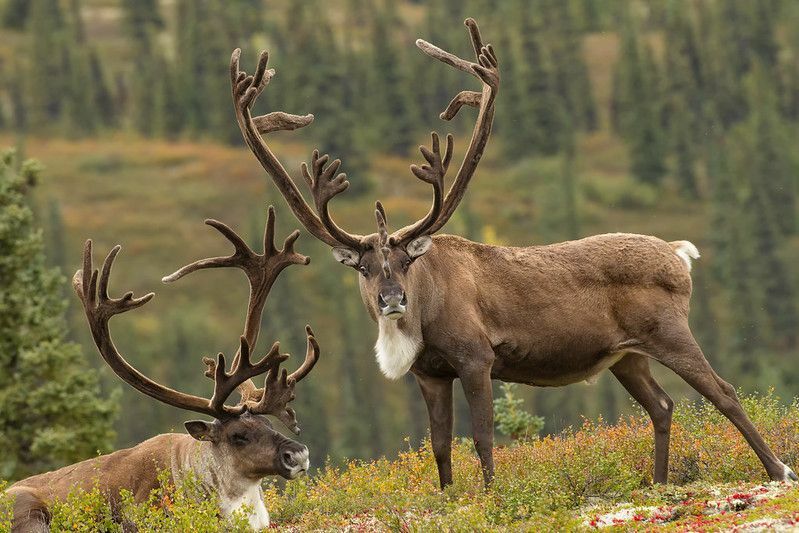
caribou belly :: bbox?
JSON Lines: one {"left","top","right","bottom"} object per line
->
{"left": 491, "top": 342, "right": 628, "bottom": 387}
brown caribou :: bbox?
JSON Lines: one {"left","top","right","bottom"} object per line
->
{"left": 8, "top": 208, "right": 319, "bottom": 531}
{"left": 229, "top": 18, "right": 798, "bottom": 488}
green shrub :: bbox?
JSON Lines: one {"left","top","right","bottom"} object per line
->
{"left": 493, "top": 383, "right": 545, "bottom": 441}
{"left": 3, "top": 392, "right": 797, "bottom": 530}
{"left": 46, "top": 470, "right": 251, "bottom": 532}
{"left": 0, "top": 481, "right": 12, "bottom": 531}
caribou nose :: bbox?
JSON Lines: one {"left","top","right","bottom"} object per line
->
{"left": 378, "top": 290, "right": 407, "bottom": 319}
{"left": 281, "top": 445, "right": 310, "bottom": 477}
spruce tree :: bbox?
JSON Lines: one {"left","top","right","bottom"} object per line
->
{"left": 121, "top": 0, "right": 163, "bottom": 136}
{"left": 543, "top": 0, "right": 597, "bottom": 131}
{"left": 614, "top": 8, "right": 666, "bottom": 185}
{"left": 723, "top": 67, "right": 798, "bottom": 350}
{"left": 0, "top": 150, "right": 117, "bottom": 480}
{"left": 664, "top": 0, "right": 700, "bottom": 197}
{"left": 2, "top": 0, "right": 31, "bottom": 30}
{"left": 503, "top": 0, "right": 564, "bottom": 157}
{"left": 26, "top": 0, "right": 68, "bottom": 131}
{"left": 1, "top": 0, "right": 29, "bottom": 29}
{"left": 705, "top": 106, "right": 765, "bottom": 371}
{"left": 313, "top": 33, "right": 370, "bottom": 195}
{"left": 366, "top": 4, "right": 420, "bottom": 155}
{"left": 696, "top": 1, "right": 746, "bottom": 126}
{"left": 745, "top": 63, "right": 796, "bottom": 236}
{"left": 88, "top": 49, "right": 117, "bottom": 129}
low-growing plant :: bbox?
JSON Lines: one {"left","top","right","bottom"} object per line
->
{"left": 493, "top": 383, "right": 545, "bottom": 442}
{"left": 4, "top": 392, "right": 797, "bottom": 530}
{"left": 45, "top": 470, "right": 251, "bottom": 532}
{"left": 118, "top": 470, "right": 251, "bottom": 532}
{"left": 262, "top": 390, "right": 799, "bottom": 530}
{"left": 0, "top": 481, "right": 13, "bottom": 531}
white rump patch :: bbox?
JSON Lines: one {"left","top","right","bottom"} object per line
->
{"left": 671, "top": 240, "right": 700, "bottom": 272}
{"left": 374, "top": 319, "right": 422, "bottom": 380}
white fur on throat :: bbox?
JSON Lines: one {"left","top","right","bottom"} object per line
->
{"left": 672, "top": 240, "right": 700, "bottom": 272}
{"left": 375, "top": 319, "right": 422, "bottom": 380}
{"left": 179, "top": 441, "right": 270, "bottom": 530}
{"left": 219, "top": 482, "right": 269, "bottom": 530}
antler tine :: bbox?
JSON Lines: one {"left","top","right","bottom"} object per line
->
{"left": 161, "top": 219, "right": 251, "bottom": 284}
{"left": 165, "top": 208, "right": 307, "bottom": 383}
{"left": 391, "top": 132, "right": 453, "bottom": 244}
{"left": 246, "top": 326, "right": 321, "bottom": 434}
{"left": 300, "top": 150, "right": 363, "bottom": 249}
{"left": 289, "top": 325, "right": 320, "bottom": 382}
{"left": 74, "top": 240, "right": 233, "bottom": 419}
{"left": 405, "top": 17, "right": 499, "bottom": 237}
{"left": 231, "top": 48, "right": 361, "bottom": 249}
{"left": 208, "top": 336, "right": 288, "bottom": 414}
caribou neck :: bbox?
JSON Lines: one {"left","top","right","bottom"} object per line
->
{"left": 174, "top": 437, "right": 270, "bottom": 529}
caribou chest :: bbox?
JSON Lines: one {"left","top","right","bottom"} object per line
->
{"left": 374, "top": 319, "right": 422, "bottom": 380}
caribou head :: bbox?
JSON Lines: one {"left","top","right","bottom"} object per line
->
{"left": 23, "top": 208, "right": 323, "bottom": 529}
{"left": 229, "top": 18, "right": 498, "bottom": 324}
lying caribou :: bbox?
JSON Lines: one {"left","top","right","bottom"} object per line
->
{"left": 229, "top": 16, "right": 798, "bottom": 489}
{"left": 8, "top": 208, "right": 318, "bottom": 531}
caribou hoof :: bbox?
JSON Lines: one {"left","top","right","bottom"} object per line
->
{"left": 786, "top": 465, "right": 799, "bottom": 482}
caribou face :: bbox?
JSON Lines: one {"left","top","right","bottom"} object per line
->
{"left": 185, "top": 413, "right": 310, "bottom": 480}
{"left": 333, "top": 234, "right": 432, "bottom": 320}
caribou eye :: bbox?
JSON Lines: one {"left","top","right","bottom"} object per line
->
{"left": 359, "top": 265, "right": 369, "bottom": 277}
{"left": 402, "top": 258, "right": 411, "bottom": 271}
{"left": 230, "top": 433, "right": 249, "bottom": 446}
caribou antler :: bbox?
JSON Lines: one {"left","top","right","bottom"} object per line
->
{"left": 392, "top": 18, "right": 499, "bottom": 242}
{"left": 231, "top": 49, "right": 363, "bottom": 249}
{"left": 163, "top": 206, "right": 309, "bottom": 402}
{"left": 232, "top": 19, "right": 497, "bottom": 255}
{"left": 202, "top": 325, "right": 320, "bottom": 433}
{"left": 245, "top": 325, "right": 320, "bottom": 433}
{"left": 391, "top": 132, "right": 453, "bottom": 244}
{"left": 74, "top": 241, "right": 283, "bottom": 419}
{"left": 301, "top": 150, "right": 361, "bottom": 249}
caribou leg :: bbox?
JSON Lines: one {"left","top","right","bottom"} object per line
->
{"left": 645, "top": 324, "right": 797, "bottom": 482}
{"left": 457, "top": 351, "right": 496, "bottom": 486}
{"left": 415, "top": 373, "right": 455, "bottom": 489}
{"left": 611, "top": 353, "right": 674, "bottom": 484}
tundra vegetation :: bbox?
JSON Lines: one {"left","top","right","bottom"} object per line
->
{"left": 0, "top": 392, "right": 797, "bottom": 530}
{"left": 1, "top": 0, "right": 799, "bottom": 530}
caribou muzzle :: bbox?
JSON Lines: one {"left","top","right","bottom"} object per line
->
{"left": 378, "top": 289, "right": 407, "bottom": 319}
{"left": 280, "top": 442, "right": 310, "bottom": 479}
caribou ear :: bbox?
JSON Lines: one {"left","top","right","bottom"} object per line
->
{"left": 185, "top": 420, "right": 220, "bottom": 442}
{"left": 406, "top": 236, "right": 433, "bottom": 259}
{"left": 331, "top": 247, "right": 360, "bottom": 268}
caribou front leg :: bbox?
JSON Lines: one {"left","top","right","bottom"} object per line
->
{"left": 456, "top": 347, "right": 496, "bottom": 486}
{"left": 415, "top": 373, "right": 454, "bottom": 489}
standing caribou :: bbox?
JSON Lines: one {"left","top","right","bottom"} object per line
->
{"left": 8, "top": 209, "right": 318, "bottom": 531}
{"left": 229, "top": 16, "right": 798, "bottom": 489}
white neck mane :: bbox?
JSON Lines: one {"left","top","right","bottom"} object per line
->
{"left": 375, "top": 319, "right": 422, "bottom": 380}
{"left": 177, "top": 440, "right": 270, "bottom": 530}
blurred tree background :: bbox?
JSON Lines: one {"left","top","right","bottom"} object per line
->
{"left": 1, "top": 0, "right": 798, "bottom": 477}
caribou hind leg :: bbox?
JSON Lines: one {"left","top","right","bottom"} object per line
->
{"left": 643, "top": 323, "right": 798, "bottom": 482}
{"left": 611, "top": 353, "right": 674, "bottom": 483}
{"left": 8, "top": 486, "right": 50, "bottom": 533}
